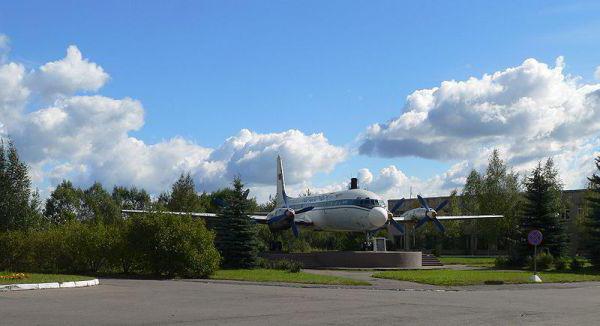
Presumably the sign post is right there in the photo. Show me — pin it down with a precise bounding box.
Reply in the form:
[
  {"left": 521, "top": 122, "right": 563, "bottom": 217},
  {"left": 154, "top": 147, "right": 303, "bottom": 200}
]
[{"left": 527, "top": 230, "right": 543, "bottom": 283}]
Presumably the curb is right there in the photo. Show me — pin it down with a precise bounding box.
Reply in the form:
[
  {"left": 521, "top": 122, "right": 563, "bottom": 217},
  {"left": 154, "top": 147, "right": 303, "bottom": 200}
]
[{"left": 0, "top": 279, "right": 99, "bottom": 292}]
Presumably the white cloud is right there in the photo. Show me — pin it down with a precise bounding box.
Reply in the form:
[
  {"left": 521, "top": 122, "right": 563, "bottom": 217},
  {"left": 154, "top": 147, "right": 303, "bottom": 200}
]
[
  {"left": 28, "top": 45, "right": 109, "bottom": 98},
  {"left": 360, "top": 57, "right": 600, "bottom": 189},
  {"left": 595, "top": 66, "right": 600, "bottom": 80},
  {"left": 0, "top": 41, "right": 347, "bottom": 199},
  {"left": 211, "top": 129, "right": 347, "bottom": 185}
]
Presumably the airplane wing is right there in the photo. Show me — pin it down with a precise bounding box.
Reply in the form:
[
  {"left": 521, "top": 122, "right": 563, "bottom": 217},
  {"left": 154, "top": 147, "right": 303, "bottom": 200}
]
[
  {"left": 121, "top": 209, "right": 271, "bottom": 223},
  {"left": 392, "top": 215, "right": 503, "bottom": 223},
  {"left": 436, "top": 215, "right": 503, "bottom": 221}
]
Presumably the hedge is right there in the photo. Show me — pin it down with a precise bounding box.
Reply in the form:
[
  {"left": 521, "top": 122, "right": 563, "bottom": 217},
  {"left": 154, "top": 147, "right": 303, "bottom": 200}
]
[{"left": 0, "top": 213, "right": 220, "bottom": 278}]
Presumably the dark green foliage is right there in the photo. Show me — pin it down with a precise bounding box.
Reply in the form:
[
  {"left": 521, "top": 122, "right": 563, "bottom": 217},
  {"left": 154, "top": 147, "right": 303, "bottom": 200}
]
[
  {"left": 80, "top": 182, "right": 120, "bottom": 224},
  {"left": 214, "top": 177, "right": 259, "bottom": 268},
  {"left": 570, "top": 258, "right": 583, "bottom": 272},
  {"left": 520, "top": 159, "right": 568, "bottom": 260},
  {"left": 0, "top": 139, "right": 42, "bottom": 231},
  {"left": 494, "top": 256, "right": 509, "bottom": 268},
  {"left": 45, "top": 181, "right": 121, "bottom": 224},
  {"left": 554, "top": 258, "right": 567, "bottom": 271},
  {"left": 585, "top": 157, "right": 600, "bottom": 269},
  {"left": 257, "top": 258, "right": 303, "bottom": 273},
  {"left": 112, "top": 186, "right": 151, "bottom": 210},
  {"left": 0, "top": 215, "right": 220, "bottom": 278},
  {"left": 127, "top": 213, "right": 220, "bottom": 277}
]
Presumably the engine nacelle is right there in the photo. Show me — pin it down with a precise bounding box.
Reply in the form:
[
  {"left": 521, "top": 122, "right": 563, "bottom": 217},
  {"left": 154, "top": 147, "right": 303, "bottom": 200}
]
[{"left": 267, "top": 208, "right": 295, "bottom": 232}]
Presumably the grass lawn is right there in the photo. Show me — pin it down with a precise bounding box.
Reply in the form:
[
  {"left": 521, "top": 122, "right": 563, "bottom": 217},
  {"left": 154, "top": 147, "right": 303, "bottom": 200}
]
[
  {"left": 0, "top": 271, "right": 94, "bottom": 285},
  {"left": 211, "top": 269, "right": 370, "bottom": 286},
  {"left": 438, "top": 256, "right": 496, "bottom": 267},
  {"left": 373, "top": 269, "right": 600, "bottom": 286}
]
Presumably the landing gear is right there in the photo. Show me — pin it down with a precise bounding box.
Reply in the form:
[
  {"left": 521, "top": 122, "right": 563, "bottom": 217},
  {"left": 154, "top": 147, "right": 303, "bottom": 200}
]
[
  {"left": 362, "top": 231, "right": 375, "bottom": 251},
  {"left": 269, "top": 240, "right": 283, "bottom": 252}
]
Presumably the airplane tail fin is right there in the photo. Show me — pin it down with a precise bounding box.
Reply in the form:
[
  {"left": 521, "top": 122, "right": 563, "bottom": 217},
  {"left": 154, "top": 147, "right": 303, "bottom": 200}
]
[{"left": 275, "top": 155, "right": 288, "bottom": 208}]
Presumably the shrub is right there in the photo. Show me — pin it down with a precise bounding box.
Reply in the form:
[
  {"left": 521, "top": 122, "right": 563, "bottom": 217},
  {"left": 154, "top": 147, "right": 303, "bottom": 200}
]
[
  {"left": 0, "top": 214, "right": 220, "bottom": 278},
  {"left": 0, "top": 231, "right": 31, "bottom": 271},
  {"left": 494, "top": 256, "right": 509, "bottom": 268},
  {"left": 128, "top": 213, "right": 220, "bottom": 277},
  {"left": 257, "top": 258, "right": 303, "bottom": 273},
  {"left": 554, "top": 258, "right": 568, "bottom": 271},
  {"left": 527, "top": 252, "right": 554, "bottom": 271},
  {"left": 570, "top": 258, "right": 583, "bottom": 272}
]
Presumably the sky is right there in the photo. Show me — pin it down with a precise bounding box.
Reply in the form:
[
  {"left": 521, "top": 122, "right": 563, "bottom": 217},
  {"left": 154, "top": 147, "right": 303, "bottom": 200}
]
[{"left": 1, "top": 0, "right": 600, "bottom": 202}]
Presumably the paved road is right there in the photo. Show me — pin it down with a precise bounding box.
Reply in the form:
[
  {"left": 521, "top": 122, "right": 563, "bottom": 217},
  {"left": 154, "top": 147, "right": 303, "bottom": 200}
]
[{"left": 2, "top": 278, "right": 600, "bottom": 325}]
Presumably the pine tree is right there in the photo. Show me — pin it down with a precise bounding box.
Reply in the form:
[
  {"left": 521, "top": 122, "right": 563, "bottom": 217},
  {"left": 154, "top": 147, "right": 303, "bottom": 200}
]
[
  {"left": 214, "top": 177, "right": 259, "bottom": 268},
  {"left": 0, "top": 139, "right": 40, "bottom": 230},
  {"left": 167, "top": 173, "right": 204, "bottom": 212},
  {"left": 520, "top": 160, "right": 567, "bottom": 259},
  {"left": 585, "top": 157, "right": 600, "bottom": 269},
  {"left": 0, "top": 140, "right": 8, "bottom": 229}
]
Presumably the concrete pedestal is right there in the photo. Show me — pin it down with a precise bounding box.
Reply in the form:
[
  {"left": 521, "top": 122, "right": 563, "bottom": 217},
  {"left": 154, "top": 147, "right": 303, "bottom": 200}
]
[{"left": 261, "top": 251, "right": 423, "bottom": 269}]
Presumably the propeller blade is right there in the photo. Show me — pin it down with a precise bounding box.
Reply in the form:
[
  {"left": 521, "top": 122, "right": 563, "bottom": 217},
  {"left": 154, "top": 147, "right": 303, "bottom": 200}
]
[
  {"left": 415, "top": 217, "right": 429, "bottom": 229},
  {"left": 435, "top": 200, "right": 449, "bottom": 212},
  {"left": 267, "top": 213, "right": 287, "bottom": 225},
  {"left": 390, "top": 198, "right": 405, "bottom": 213},
  {"left": 389, "top": 219, "right": 405, "bottom": 235},
  {"left": 213, "top": 198, "right": 228, "bottom": 208},
  {"left": 417, "top": 195, "right": 430, "bottom": 210},
  {"left": 291, "top": 223, "right": 299, "bottom": 237},
  {"left": 432, "top": 218, "right": 446, "bottom": 233},
  {"left": 295, "top": 206, "right": 314, "bottom": 214},
  {"left": 242, "top": 189, "right": 250, "bottom": 199}
]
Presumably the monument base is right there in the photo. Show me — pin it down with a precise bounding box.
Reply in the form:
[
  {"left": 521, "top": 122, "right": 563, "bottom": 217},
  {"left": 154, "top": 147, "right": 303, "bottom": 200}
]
[{"left": 261, "top": 251, "right": 422, "bottom": 269}]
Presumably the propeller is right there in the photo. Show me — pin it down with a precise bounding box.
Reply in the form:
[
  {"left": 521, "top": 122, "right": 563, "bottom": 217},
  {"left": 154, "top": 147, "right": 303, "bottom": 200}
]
[
  {"left": 213, "top": 197, "right": 228, "bottom": 208},
  {"left": 267, "top": 194, "right": 313, "bottom": 237},
  {"left": 385, "top": 198, "right": 405, "bottom": 235},
  {"left": 389, "top": 198, "right": 405, "bottom": 215},
  {"left": 414, "top": 195, "right": 448, "bottom": 233}
]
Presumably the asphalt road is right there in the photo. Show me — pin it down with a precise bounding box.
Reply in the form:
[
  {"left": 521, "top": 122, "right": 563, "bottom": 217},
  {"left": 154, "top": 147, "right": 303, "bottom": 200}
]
[{"left": 2, "top": 278, "right": 600, "bottom": 325}]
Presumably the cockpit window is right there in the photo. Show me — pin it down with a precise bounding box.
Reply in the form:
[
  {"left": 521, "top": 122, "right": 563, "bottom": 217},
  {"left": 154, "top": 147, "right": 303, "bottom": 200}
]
[{"left": 356, "top": 199, "right": 383, "bottom": 209}]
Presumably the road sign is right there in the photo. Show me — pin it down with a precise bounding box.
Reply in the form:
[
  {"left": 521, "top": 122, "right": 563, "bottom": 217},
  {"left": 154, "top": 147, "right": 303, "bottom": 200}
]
[{"left": 528, "top": 230, "right": 543, "bottom": 246}]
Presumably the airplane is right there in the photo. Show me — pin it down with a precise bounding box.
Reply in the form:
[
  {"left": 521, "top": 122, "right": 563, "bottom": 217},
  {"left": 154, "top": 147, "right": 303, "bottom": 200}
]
[{"left": 123, "top": 156, "right": 502, "bottom": 238}]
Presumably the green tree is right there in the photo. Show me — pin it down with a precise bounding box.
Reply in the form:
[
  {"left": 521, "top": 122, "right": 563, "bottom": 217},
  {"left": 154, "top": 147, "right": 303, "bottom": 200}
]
[
  {"left": 585, "top": 157, "right": 600, "bottom": 269},
  {"left": 0, "top": 139, "right": 41, "bottom": 231},
  {"left": 459, "top": 150, "right": 522, "bottom": 256},
  {"left": 44, "top": 180, "right": 84, "bottom": 224},
  {"left": 81, "top": 182, "right": 120, "bottom": 224},
  {"left": 167, "top": 173, "right": 205, "bottom": 212},
  {"left": 112, "top": 186, "right": 151, "bottom": 210},
  {"left": 520, "top": 160, "right": 567, "bottom": 260},
  {"left": 214, "top": 177, "right": 259, "bottom": 268}
]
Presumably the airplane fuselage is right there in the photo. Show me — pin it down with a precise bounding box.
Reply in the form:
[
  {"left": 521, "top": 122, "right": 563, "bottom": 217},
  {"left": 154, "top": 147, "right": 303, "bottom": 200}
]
[{"left": 267, "top": 189, "right": 390, "bottom": 232}]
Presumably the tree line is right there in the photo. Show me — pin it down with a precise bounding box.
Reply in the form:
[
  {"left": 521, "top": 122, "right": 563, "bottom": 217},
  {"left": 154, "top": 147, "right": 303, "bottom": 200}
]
[{"left": 4, "top": 138, "right": 600, "bottom": 271}]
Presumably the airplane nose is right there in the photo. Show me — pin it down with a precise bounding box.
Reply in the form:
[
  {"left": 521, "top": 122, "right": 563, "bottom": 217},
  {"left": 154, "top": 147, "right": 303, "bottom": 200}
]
[{"left": 368, "top": 207, "right": 388, "bottom": 228}]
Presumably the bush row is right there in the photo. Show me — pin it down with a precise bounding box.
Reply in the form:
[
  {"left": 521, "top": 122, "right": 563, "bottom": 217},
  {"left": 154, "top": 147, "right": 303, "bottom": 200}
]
[
  {"left": 0, "top": 213, "right": 220, "bottom": 278},
  {"left": 495, "top": 254, "right": 586, "bottom": 272}
]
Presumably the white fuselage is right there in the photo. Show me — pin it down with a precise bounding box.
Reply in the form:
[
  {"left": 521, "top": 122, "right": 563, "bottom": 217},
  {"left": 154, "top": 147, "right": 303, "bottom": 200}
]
[{"left": 269, "top": 189, "right": 390, "bottom": 232}]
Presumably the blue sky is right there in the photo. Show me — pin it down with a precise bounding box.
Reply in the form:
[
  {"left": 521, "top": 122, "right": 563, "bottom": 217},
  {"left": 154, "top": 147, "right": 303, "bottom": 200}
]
[{"left": 1, "top": 1, "right": 600, "bottom": 199}]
